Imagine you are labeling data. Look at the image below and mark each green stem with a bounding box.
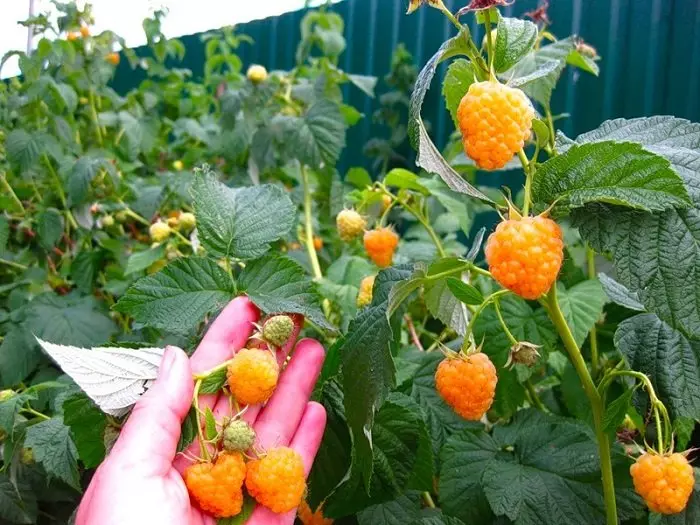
[192,379,210,461]
[42,155,78,229]
[21,407,50,420]
[438,3,464,33]
[422,491,436,508]
[586,246,600,377]
[525,380,547,411]
[88,89,104,146]
[546,284,617,525]
[463,289,510,349]
[494,299,518,346]
[0,258,28,271]
[173,229,192,247]
[122,207,151,226]
[0,173,25,214]
[484,9,497,80]
[517,149,533,216]
[301,165,323,281]
[544,107,557,153]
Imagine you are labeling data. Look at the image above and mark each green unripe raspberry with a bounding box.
[262,315,294,347]
[223,420,256,452]
[102,214,115,227]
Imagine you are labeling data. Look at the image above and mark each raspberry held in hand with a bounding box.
[485,215,563,299]
[364,227,399,268]
[222,420,256,452]
[184,453,246,518]
[457,81,534,170]
[630,452,694,514]
[245,447,306,514]
[435,352,497,421]
[262,315,294,347]
[227,349,279,405]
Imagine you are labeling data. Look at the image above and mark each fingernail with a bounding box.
[159,346,176,377]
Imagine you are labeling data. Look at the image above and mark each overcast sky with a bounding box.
[1,0,340,78]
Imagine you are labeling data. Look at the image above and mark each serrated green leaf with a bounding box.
[0,326,43,388]
[192,172,295,260]
[199,368,227,394]
[114,257,235,335]
[615,313,700,420]
[204,407,217,441]
[0,393,28,434]
[532,142,690,211]
[36,208,63,250]
[384,168,430,195]
[421,177,481,236]
[494,17,538,73]
[124,245,166,275]
[602,389,634,436]
[5,129,43,173]
[424,258,470,335]
[278,99,346,169]
[597,273,645,312]
[442,59,474,127]
[387,267,426,319]
[177,407,198,453]
[0,474,37,524]
[556,280,606,347]
[446,278,483,305]
[71,250,101,293]
[62,393,107,468]
[68,155,117,204]
[357,492,422,525]
[24,416,79,489]
[239,254,332,330]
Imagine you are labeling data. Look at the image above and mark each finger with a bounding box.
[109,346,194,476]
[190,296,260,373]
[253,339,325,449]
[246,402,327,525]
[211,314,304,426]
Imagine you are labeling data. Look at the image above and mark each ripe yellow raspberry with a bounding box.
[172,160,184,171]
[364,227,399,268]
[485,214,563,300]
[106,52,120,66]
[313,236,323,250]
[298,499,333,525]
[80,26,90,37]
[184,453,247,518]
[357,275,375,308]
[630,452,694,514]
[435,352,497,421]
[227,349,279,406]
[457,81,534,170]
[67,32,79,41]
[247,64,268,83]
[246,447,305,514]
[336,209,366,242]
[149,220,171,243]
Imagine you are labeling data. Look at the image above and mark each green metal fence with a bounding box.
[115,0,700,171]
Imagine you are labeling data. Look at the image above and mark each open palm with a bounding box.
[75,297,327,525]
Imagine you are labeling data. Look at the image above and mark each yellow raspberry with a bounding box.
[435,352,498,421]
[457,81,534,170]
[80,26,90,38]
[245,447,305,514]
[357,275,375,308]
[184,453,247,518]
[247,64,268,83]
[179,212,196,231]
[336,209,366,242]
[149,220,171,243]
[630,452,694,514]
[227,349,279,406]
[298,499,333,525]
[106,52,120,66]
[67,32,79,41]
[364,227,399,268]
[172,159,184,171]
[381,194,392,210]
[313,236,323,250]
[485,214,563,300]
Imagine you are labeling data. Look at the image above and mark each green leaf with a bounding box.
[424,258,471,335]
[441,410,635,525]
[421,177,479,236]
[24,416,79,489]
[504,38,576,106]
[0,216,8,250]
[278,99,346,169]
[442,59,474,127]
[178,407,198,453]
[597,273,645,312]
[494,17,538,73]
[204,407,217,441]
[566,49,600,76]
[346,167,372,189]
[532,118,550,147]
[192,172,295,260]
[357,492,422,525]
[124,245,166,275]
[615,313,700,420]
[37,208,64,250]
[0,326,43,387]
[446,278,483,305]
[199,368,227,394]
[62,393,107,468]
[26,293,117,346]
[69,155,117,204]
[0,474,37,524]
[71,250,101,293]
[384,168,429,195]
[239,254,332,330]
[0,393,29,434]
[556,280,606,347]
[602,389,634,435]
[532,142,690,212]
[409,34,493,204]
[387,266,426,319]
[5,129,42,173]
[114,257,235,335]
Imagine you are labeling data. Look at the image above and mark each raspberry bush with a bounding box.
[1,1,699,524]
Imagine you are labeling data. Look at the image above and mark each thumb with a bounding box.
[108,346,194,475]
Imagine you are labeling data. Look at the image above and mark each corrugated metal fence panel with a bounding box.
[114,0,700,169]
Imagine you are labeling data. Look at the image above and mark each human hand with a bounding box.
[76,297,327,525]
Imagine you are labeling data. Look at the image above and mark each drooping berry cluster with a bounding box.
[630,452,695,514]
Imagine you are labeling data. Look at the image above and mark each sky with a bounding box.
[1,0,340,78]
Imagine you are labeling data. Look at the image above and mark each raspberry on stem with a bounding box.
[184,453,247,518]
[336,209,366,242]
[227,349,279,406]
[246,447,306,514]
[435,351,497,421]
[457,81,534,170]
[630,452,694,514]
[357,275,375,308]
[364,227,399,268]
[262,315,294,347]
